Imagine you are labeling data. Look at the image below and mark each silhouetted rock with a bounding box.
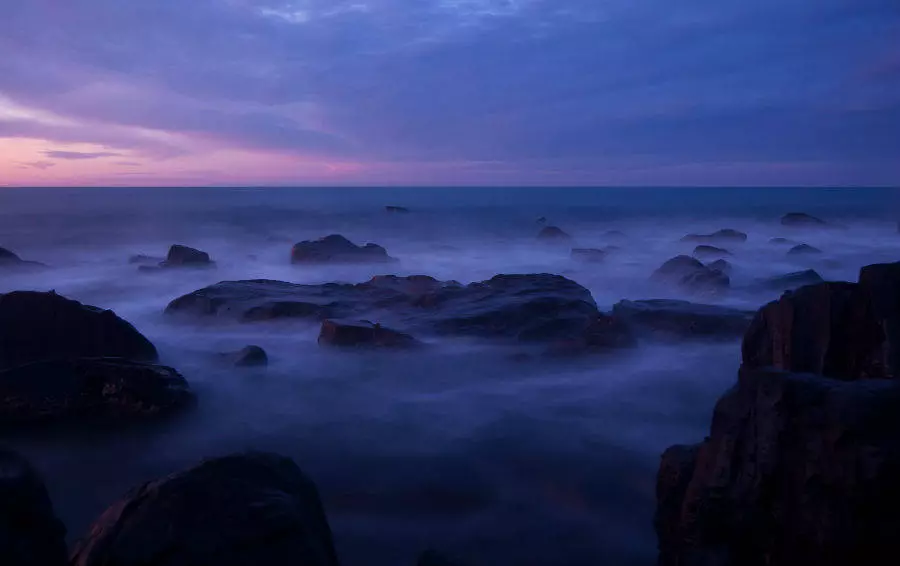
[0,448,67,566]
[0,246,45,270]
[0,247,18,262]
[652,256,730,295]
[859,261,900,377]
[222,345,268,367]
[751,269,824,292]
[708,259,732,275]
[161,244,214,268]
[613,299,753,341]
[0,358,194,427]
[769,237,796,244]
[318,319,420,349]
[692,244,731,259]
[652,255,705,280]
[385,205,410,213]
[781,212,827,227]
[680,229,747,244]
[788,243,822,255]
[536,226,571,241]
[570,248,607,263]
[656,367,900,566]
[536,216,547,225]
[128,254,164,265]
[417,550,465,566]
[70,452,340,566]
[742,282,887,380]
[291,234,394,264]
[0,291,158,371]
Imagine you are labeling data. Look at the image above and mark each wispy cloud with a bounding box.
[18,160,56,170]
[43,150,121,160]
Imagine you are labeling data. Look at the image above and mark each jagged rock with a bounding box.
[162,245,214,268]
[781,212,827,227]
[0,291,158,371]
[692,245,731,259]
[0,358,195,426]
[656,367,900,566]
[70,452,340,566]
[291,234,394,264]
[536,226,571,241]
[680,229,747,244]
[751,269,824,292]
[0,448,67,566]
[613,300,753,341]
[708,259,732,275]
[570,248,607,263]
[318,319,420,349]
[222,345,268,367]
[742,282,887,380]
[385,205,410,213]
[788,243,822,255]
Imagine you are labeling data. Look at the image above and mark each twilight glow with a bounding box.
[1,0,899,186]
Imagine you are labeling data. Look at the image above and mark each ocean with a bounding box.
[1,186,898,566]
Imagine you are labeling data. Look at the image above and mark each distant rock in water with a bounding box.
[70,452,341,566]
[222,345,268,367]
[787,243,822,255]
[0,246,45,270]
[692,244,731,259]
[318,319,420,349]
[652,255,730,295]
[536,226,572,241]
[680,229,747,244]
[162,244,214,267]
[781,212,827,227]
[613,299,753,342]
[0,246,18,262]
[652,255,705,280]
[570,248,607,263]
[751,269,824,291]
[0,448,68,566]
[291,234,394,264]
[0,290,158,371]
[0,358,195,427]
[536,216,547,225]
[707,259,732,275]
[128,254,164,265]
[385,205,410,213]
[769,237,797,244]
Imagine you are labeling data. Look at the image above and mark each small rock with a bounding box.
[781,212,827,227]
[788,243,822,255]
[291,235,394,264]
[161,244,215,268]
[318,319,420,349]
[708,259,732,275]
[385,205,410,213]
[223,345,268,367]
[536,226,572,241]
[752,269,824,291]
[692,244,731,259]
[769,237,796,244]
[128,254,164,265]
[680,229,747,244]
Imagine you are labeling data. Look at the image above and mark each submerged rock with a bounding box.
[128,254,164,265]
[318,319,420,349]
[222,345,268,367]
[781,211,827,227]
[652,255,705,280]
[788,243,822,255]
[385,205,410,213]
[70,452,340,566]
[536,226,572,241]
[162,244,214,267]
[769,237,796,245]
[680,229,747,244]
[707,259,732,275]
[0,448,68,566]
[692,244,731,259]
[291,234,394,264]
[613,299,753,341]
[652,256,730,295]
[751,269,824,292]
[0,291,158,371]
[570,248,607,263]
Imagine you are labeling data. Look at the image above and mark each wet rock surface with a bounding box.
[291,234,394,264]
[859,261,900,377]
[613,300,753,342]
[318,319,420,349]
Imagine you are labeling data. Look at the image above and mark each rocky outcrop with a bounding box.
[162,245,214,268]
[570,248,607,263]
[653,256,730,295]
[0,291,158,371]
[0,246,44,270]
[70,452,340,566]
[385,205,410,213]
[0,358,194,426]
[536,226,571,241]
[318,319,420,349]
[788,243,822,255]
[750,269,823,292]
[291,234,394,264]
[769,237,796,245]
[613,300,753,342]
[781,212,827,227]
[222,345,268,367]
[680,229,747,244]
[656,367,900,566]
[0,448,68,566]
[692,245,731,259]
[708,259,732,275]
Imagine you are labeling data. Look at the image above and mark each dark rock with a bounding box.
[536,226,571,241]
[161,244,214,268]
[751,269,824,292]
[385,205,410,213]
[0,358,194,426]
[0,247,19,262]
[656,367,900,566]
[769,237,796,245]
[652,255,706,280]
[128,254,164,265]
[417,549,465,566]
[0,246,45,270]
[536,216,547,225]
[781,212,827,227]
[291,234,394,264]
[742,282,887,380]
[680,229,748,244]
[652,256,730,295]
[708,259,732,275]
[0,291,158,371]
[0,448,67,566]
[859,261,900,377]
[692,244,731,259]
[223,345,268,367]
[318,319,420,349]
[570,248,607,263]
[613,299,753,341]
[70,452,340,566]
[788,243,822,255]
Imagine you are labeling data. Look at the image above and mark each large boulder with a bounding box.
[692,245,731,259]
[742,282,887,380]
[656,367,900,566]
[161,245,214,268]
[0,358,195,426]
[222,345,268,367]
[318,319,420,349]
[750,269,824,292]
[859,261,900,377]
[781,212,827,227]
[652,255,705,280]
[680,229,747,244]
[0,291,158,371]
[613,300,754,342]
[70,452,340,566]
[652,255,730,295]
[788,243,822,256]
[291,234,394,264]
[0,448,68,566]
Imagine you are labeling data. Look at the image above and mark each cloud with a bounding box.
[43,150,121,160]
[18,160,56,170]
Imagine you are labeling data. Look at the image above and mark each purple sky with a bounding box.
[1,0,899,186]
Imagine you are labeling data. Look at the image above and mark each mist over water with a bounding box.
[1,187,898,566]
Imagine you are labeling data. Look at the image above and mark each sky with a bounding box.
[1,0,899,187]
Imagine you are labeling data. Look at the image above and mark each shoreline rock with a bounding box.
[291,234,394,264]
[781,212,827,227]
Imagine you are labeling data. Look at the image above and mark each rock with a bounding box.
[692,245,731,259]
[652,255,730,295]
[769,237,796,245]
[788,243,822,255]
[656,367,900,566]
[70,452,340,566]
[128,254,164,265]
[536,216,547,225]
[291,234,394,264]
[0,247,18,262]
[223,345,268,367]
[0,291,158,371]
[751,269,824,292]
[707,259,732,275]
[0,358,194,426]
[613,299,754,341]
[0,246,44,270]
[742,282,887,380]
[859,261,900,377]
[385,205,410,213]
[318,319,420,349]
[536,226,571,241]
[0,448,68,566]
[570,248,607,263]
[417,550,465,566]
[161,244,214,268]
[652,255,706,281]
[781,212,827,227]
[680,229,748,244]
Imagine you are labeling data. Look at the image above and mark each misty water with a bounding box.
[1,187,898,566]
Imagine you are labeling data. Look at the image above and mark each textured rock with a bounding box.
[223,345,268,367]
[652,255,730,295]
[652,255,706,281]
[536,226,572,241]
[788,243,822,255]
[680,229,748,244]
[781,212,827,226]
[318,319,420,349]
[613,300,753,341]
[161,244,214,267]
[692,245,731,259]
[0,291,158,371]
[70,452,340,566]
[291,234,394,264]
